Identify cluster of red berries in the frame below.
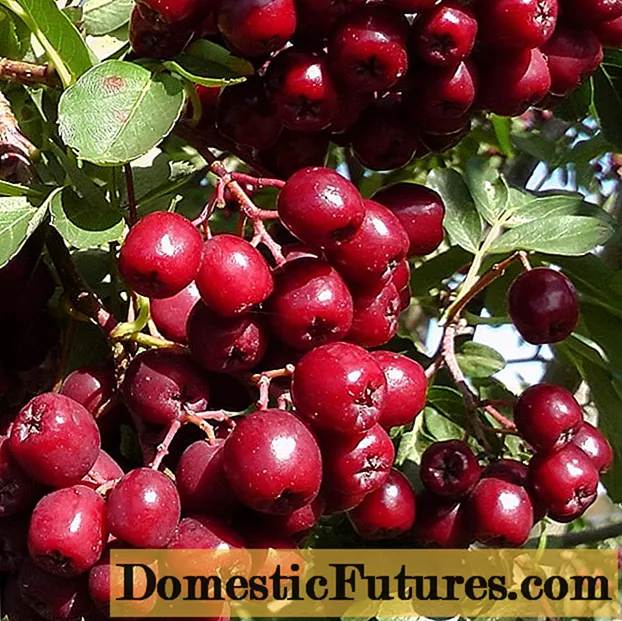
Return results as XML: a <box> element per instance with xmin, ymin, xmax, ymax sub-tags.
<box><xmin>130</xmin><ymin>0</ymin><xmax>621</xmax><ymax>176</ymax></box>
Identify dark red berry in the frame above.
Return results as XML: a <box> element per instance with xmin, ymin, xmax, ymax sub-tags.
<box><xmin>59</xmin><ymin>366</ymin><xmax>115</xmax><ymax>415</ymax></box>
<box><xmin>391</xmin><ymin>258</ymin><xmax>411</xmax><ymax>293</ymax></box>
<box><xmin>0</xmin><ymin>516</ymin><xmax>28</xmax><ymax>571</ymax></box>
<box><xmin>372</xmin><ymin>350</ymin><xmax>427</xmax><ymax>429</ymax></box>
<box><xmin>465</xmin><ymin>477</ymin><xmax>534</xmax><ymax>547</ymax></box>
<box><xmin>483</xmin><ymin>459</ymin><xmax>529</xmax><ymax>486</ymax></box>
<box><xmin>9</xmin><ymin>393</ymin><xmax>100</xmax><ymax>488</ymax></box>
<box><xmin>118</xmin><ymin>211</ymin><xmax>203</xmax><ymax>299</ymax></box>
<box><xmin>594</xmin><ymin>15</ymin><xmax>622</xmax><ymax>46</ymax></box>
<box><xmin>420</xmin><ymin>439</ymin><xmax>481</xmax><ymax>499</ymax></box>
<box><xmin>321</xmin><ymin>423</ymin><xmax>395</xmax><ymax>497</ymax></box>
<box><xmin>328</xmin><ymin>5</ymin><xmax>410</xmax><ymax>93</ymax></box>
<box><xmin>412</xmin><ymin>490</ymin><xmax>472</xmax><ymax>548</ymax></box>
<box><xmin>292</xmin><ymin>341</ymin><xmax>387</xmax><ymax>435</ymax></box>
<box><xmin>129</xmin><ymin>6</ymin><xmax>193</xmax><ymax>58</ymax></box>
<box><xmin>253</xmin><ymin>496</ymin><xmax>325</xmax><ymax>540</ymax></box>
<box><xmin>420</xmin><ymin>118</ymin><xmax>471</xmax><ymax>152</ymax></box>
<box><xmin>81</xmin><ymin>450</ymin><xmax>124</xmax><ymax>490</ymax></box>
<box><xmin>294</xmin><ymin>0</ymin><xmax>365</xmax><ymax>41</ymax></box>
<box><xmin>514</xmin><ymin>383</ymin><xmax>583</xmax><ymax>451</ymax></box>
<box><xmin>329</xmin><ymin>90</ymin><xmax>373</xmax><ymax>134</ymax></box>
<box><xmin>508</xmin><ymin>267</ymin><xmax>579</xmax><ymax>344</ymax></box>
<box><xmin>196</xmin><ymin>234</ymin><xmax>274</xmax><ymax>317</ymax></box>
<box><xmin>558</xmin><ymin>0</ymin><xmax>622</xmax><ymax>23</ymax></box>
<box><xmin>322</xmin><ymin>487</ymin><xmax>367</xmax><ymax>515</ymax></box>
<box><xmin>108</xmin><ymin>468</ymin><xmax>180</xmax><ymax>548</ymax></box>
<box><xmin>223</xmin><ymin>409</ymin><xmax>322</xmax><ymax>514</ymax></box>
<box><xmin>348</xmin><ymin>468</ymin><xmax>416</xmax><ymax>540</ymax></box>
<box><xmin>193</xmin><ymin>84</ymin><xmax>221</xmax><ymax>127</ymax></box>
<box><xmin>0</xmin><ymin>435</ymin><xmax>40</xmax><ymax>516</ymax></box>
<box><xmin>217</xmin><ymin>0</ymin><xmax>297</xmax><ymax>57</ymax></box>
<box><xmin>388</xmin><ymin>0</ymin><xmax>437</xmax><ymax>10</ymax></box>
<box><xmin>29</xmin><ymin>485</ymin><xmax>107</xmax><ymax>576</ymax></box>
<box><xmin>3</xmin><ymin>576</ymin><xmax>48</xmax><ymax>621</ymax></box>
<box><xmin>187</xmin><ymin>302</ymin><xmax>268</xmax><ymax>372</ymax></box>
<box><xmin>277</xmin><ymin>166</ymin><xmax>365</xmax><ymax>247</ymax></box>
<box><xmin>571</xmin><ymin>422</ymin><xmax>613</xmax><ymax>474</ymax></box>
<box><xmin>528</xmin><ymin>444</ymin><xmax>599</xmax><ymax>522</ymax></box>
<box><xmin>137</xmin><ymin>0</ymin><xmax>216</xmax><ymax>23</ymax></box>
<box><xmin>372</xmin><ymin>182</ymin><xmax>446</xmax><ymax>257</ymax></box>
<box><xmin>265</xmin><ymin>258</ymin><xmax>354</xmax><ymax>350</ymax></box>
<box><xmin>260</xmin><ymin>129</ymin><xmax>330</xmax><ymax>178</ymax></box>
<box><xmin>150</xmin><ymin>281</ymin><xmax>200</xmax><ymax>344</ymax></box>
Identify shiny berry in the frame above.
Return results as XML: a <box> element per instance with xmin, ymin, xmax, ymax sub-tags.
<box><xmin>412</xmin><ymin>490</ymin><xmax>472</xmax><ymax>548</ymax></box>
<box><xmin>558</xmin><ymin>0</ymin><xmax>622</xmax><ymax>23</ymax></box>
<box><xmin>571</xmin><ymin>422</ymin><xmax>613</xmax><ymax>474</ymax></box>
<box><xmin>81</xmin><ymin>450</ymin><xmax>124</xmax><ymax>490</ymax></box>
<box><xmin>150</xmin><ymin>281</ymin><xmax>200</xmax><ymax>344</ymax></box>
<box><xmin>594</xmin><ymin>15</ymin><xmax>622</xmax><ymax>46</ymax></box>
<box><xmin>129</xmin><ymin>6</ymin><xmax>193</xmax><ymax>58</ymax></box>
<box><xmin>59</xmin><ymin>366</ymin><xmax>115</xmax><ymax>415</ymax></box>
<box><xmin>137</xmin><ymin>0</ymin><xmax>216</xmax><ymax>23</ymax></box>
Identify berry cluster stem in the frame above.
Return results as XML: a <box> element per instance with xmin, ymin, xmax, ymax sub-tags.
<box><xmin>0</xmin><ymin>56</ymin><xmax>59</xmax><ymax>87</ymax></box>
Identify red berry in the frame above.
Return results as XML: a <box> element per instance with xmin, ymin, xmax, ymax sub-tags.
<box><xmin>292</xmin><ymin>341</ymin><xmax>387</xmax><ymax>435</ymax></box>
<box><xmin>59</xmin><ymin>366</ymin><xmax>115</xmax><ymax>415</ymax></box>
<box><xmin>265</xmin><ymin>258</ymin><xmax>354</xmax><ymax>350</ymax></box>
<box><xmin>260</xmin><ymin>129</ymin><xmax>330</xmax><ymax>178</ymax></box>
<box><xmin>9</xmin><ymin>393</ymin><xmax>100</xmax><ymax>488</ymax></box>
<box><xmin>277</xmin><ymin>166</ymin><xmax>365</xmax><ymax>247</ymax></box>
<box><xmin>137</xmin><ymin>0</ymin><xmax>215</xmax><ymax>23</ymax></box>
<box><xmin>412</xmin><ymin>490</ymin><xmax>473</xmax><ymax>548</ymax></box>
<box><xmin>107</xmin><ymin>468</ymin><xmax>181</xmax><ymax>547</ymax></box>
<box><xmin>0</xmin><ymin>435</ymin><xmax>40</xmax><ymax>516</ymax></box>
<box><xmin>372</xmin><ymin>182</ymin><xmax>446</xmax><ymax>257</ymax></box>
<box><xmin>196</xmin><ymin>234</ymin><xmax>274</xmax><ymax>317</ymax></box>
<box><xmin>514</xmin><ymin>383</ymin><xmax>583</xmax><ymax>452</ymax></box>
<box><xmin>508</xmin><ymin>267</ymin><xmax>579</xmax><ymax>344</ymax></box>
<box><xmin>558</xmin><ymin>0</ymin><xmax>622</xmax><ymax>23</ymax></box>
<box><xmin>594</xmin><ymin>15</ymin><xmax>622</xmax><ymax>46</ymax></box>
<box><xmin>483</xmin><ymin>459</ymin><xmax>529</xmax><ymax>486</ymax></box>
<box><xmin>217</xmin><ymin>0</ymin><xmax>297</xmax><ymax>57</ymax></box>
<box><xmin>372</xmin><ymin>351</ymin><xmax>427</xmax><ymax>429</ymax></box>
<box><xmin>322</xmin><ymin>487</ymin><xmax>367</xmax><ymax>514</ymax></box>
<box><xmin>187</xmin><ymin>302</ymin><xmax>268</xmax><ymax>372</ymax></box>
<box><xmin>325</xmin><ymin>199</ymin><xmax>410</xmax><ymax>288</ymax></box>
<box><xmin>528</xmin><ymin>444</ymin><xmax>599</xmax><ymax>522</ymax></box>
<box><xmin>391</xmin><ymin>258</ymin><xmax>411</xmax><ymax>293</ymax></box>
<box><xmin>328</xmin><ymin>5</ymin><xmax>410</xmax><ymax>93</ymax></box>
<box><xmin>571</xmin><ymin>422</ymin><xmax>614</xmax><ymax>474</ymax></box>
<box><xmin>348</xmin><ymin>469</ymin><xmax>416</xmax><ymax>539</ymax></box>
<box><xmin>128</xmin><ymin>5</ymin><xmax>193</xmax><ymax>59</ymax></box>
<box><xmin>223</xmin><ymin>409</ymin><xmax>322</xmax><ymax>514</ymax></box>
<box><xmin>118</xmin><ymin>211</ymin><xmax>203</xmax><ymax>299</ymax></box>
<box><xmin>294</xmin><ymin>0</ymin><xmax>365</xmax><ymax>41</ymax></box>
<box><xmin>29</xmin><ymin>485</ymin><xmax>107</xmax><ymax>576</ymax></box>
<box><xmin>465</xmin><ymin>477</ymin><xmax>534</xmax><ymax>547</ymax></box>
<box><xmin>81</xmin><ymin>450</ymin><xmax>124</xmax><ymax>490</ymax></box>
<box><xmin>0</xmin><ymin>516</ymin><xmax>28</xmax><ymax>571</ymax></box>
<box><xmin>321</xmin><ymin>423</ymin><xmax>395</xmax><ymax>496</ymax></box>
<box><xmin>150</xmin><ymin>281</ymin><xmax>200</xmax><ymax>344</ymax></box>
<box><xmin>122</xmin><ymin>349</ymin><xmax>210</xmax><ymax>426</ymax></box>
<box><xmin>329</xmin><ymin>90</ymin><xmax>373</xmax><ymax>134</ymax></box>
<box><xmin>387</xmin><ymin>0</ymin><xmax>437</xmax><ymax>10</ymax></box>
<box><xmin>420</xmin><ymin>439</ymin><xmax>481</xmax><ymax>498</ymax></box>
<box><xmin>253</xmin><ymin>496</ymin><xmax>325</xmax><ymax>540</ymax></box>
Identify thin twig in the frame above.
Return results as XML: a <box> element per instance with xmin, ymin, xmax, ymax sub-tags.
<box><xmin>124</xmin><ymin>164</ymin><xmax>137</xmax><ymax>226</ymax></box>
<box><xmin>0</xmin><ymin>57</ymin><xmax>59</xmax><ymax>87</ymax></box>
<box><xmin>149</xmin><ymin>419</ymin><xmax>182</xmax><ymax>470</ymax></box>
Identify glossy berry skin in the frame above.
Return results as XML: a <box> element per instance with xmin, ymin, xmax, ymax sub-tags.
<box><xmin>465</xmin><ymin>477</ymin><xmax>534</xmax><ymax>547</ymax></box>
<box><xmin>528</xmin><ymin>444</ymin><xmax>599</xmax><ymax>522</ymax></box>
<box><xmin>420</xmin><ymin>439</ymin><xmax>481</xmax><ymax>499</ymax></box>
<box><xmin>176</xmin><ymin>440</ymin><xmax>240</xmax><ymax>518</ymax></box>
<box><xmin>150</xmin><ymin>281</ymin><xmax>200</xmax><ymax>344</ymax></box>
<box><xmin>108</xmin><ymin>468</ymin><xmax>181</xmax><ymax>548</ymax></box>
<box><xmin>0</xmin><ymin>516</ymin><xmax>28</xmax><ymax>571</ymax></box>
<box><xmin>254</xmin><ymin>496</ymin><xmax>324</xmax><ymax>540</ymax></box>
<box><xmin>118</xmin><ymin>211</ymin><xmax>203</xmax><ymax>299</ymax></box>
<box><xmin>122</xmin><ymin>350</ymin><xmax>210</xmax><ymax>426</ymax></box>
<box><xmin>541</xmin><ymin>22</ymin><xmax>603</xmax><ymax>95</ymax></box>
<box><xmin>187</xmin><ymin>302</ymin><xmax>268</xmax><ymax>372</ymax></box>
<box><xmin>372</xmin><ymin>182</ymin><xmax>445</xmax><ymax>257</ymax></box>
<box><xmin>514</xmin><ymin>383</ymin><xmax>583</xmax><ymax>452</ymax></box>
<box><xmin>265</xmin><ymin>258</ymin><xmax>354</xmax><ymax>351</ymax></box>
<box><xmin>571</xmin><ymin>422</ymin><xmax>614</xmax><ymax>474</ymax></box>
<box><xmin>29</xmin><ymin>485</ymin><xmax>107</xmax><ymax>577</ymax></box>
<box><xmin>477</xmin><ymin>48</ymin><xmax>551</xmax><ymax>116</ymax></box>
<box><xmin>129</xmin><ymin>6</ymin><xmax>193</xmax><ymax>59</ymax></box>
<box><xmin>325</xmin><ymin>200</ymin><xmax>410</xmax><ymax>289</ymax></box>
<box><xmin>81</xmin><ymin>450</ymin><xmax>124</xmax><ymax>490</ymax></box>
<box><xmin>347</xmin><ymin>281</ymin><xmax>401</xmax><ymax>348</ymax></box>
<box><xmin>260</xmin><ymin>129</ymin><xmax>330</xmax><ymax>178</ymax></box>
<box><xmin>9</xmin><ymin>393</ymin><xmax>100</xmax><ymax>488</ymax></box>
<box><xmin>59</xmin><ymin>366</ymin><xmax>115</xmax><ymax>415</ymax></box>
<box><xmin>594</xmin><ymin>15</ymin><xmax>622</xmax><ymax>46</ymax></box>
<box><xmin>483</xmin><ymin>459</ymin><xmax>529</xmax><ymax>486</ymax></box>
<box><xmin>0</xmin><ymin>436</ymin><xmax>40</xmax><ymax>516</ymax></box>
<box><xmin>223</xmin><ymin>409</ymin><xmax>322</xmax><ymax>514</ymax></box>
<box><xmin>137</xmin><ymin>0</ymin><xmax>215</xmax><ymax>23</ymax></box>
<box><xmin>321</xmin><ymin>424</ymin><xmax>395</xmax><ymax>496</ymax></box>
<box><xmin>292</xmin><ymin>342</ymin><xmax>387</xmax><ymax>435</ymax></box>
<box><xmin>215</xmin><ymin>78</ymin><xmax>282</xmax><ymax>150</ymax></box>
<box><xmin>277</xmin><ymin>166</ymin><xmax>365</xmax><ymax>247</ymax></box>
<box><xmin>412</xmin><ymin>3</ymin><xmax>478</xmax><ymax>67</ymax></box>
<box><xmin>348</xmin><ymin>469</ymin><xmax>416</xmax><ymax>540</ymax></box>
<box><xmin>475</xmin><ymin>0</ymin><xmax>558</xmax><ymax>50</ymax></box>
<box><xmin>217</xmin><ymin>0</ymin><xmax>297</xmax><ymax>57</ymax></box>
<box><xmin>412</xmin><ymin>490</ymin><xmax>472</xmax><ymax>548</ymax></box>
<box><xmin>294</xmin><ymin>0</ymin><xmax>365</xmax><ymax>41</ymax></box>
<box><xmin>328</xmin><ymin>6</ymin><xmax>410</xmax><ymax>93</ymax></box>
<box><xmin>196</xmin><ymin>234</ymin><xmax>273</xmax><ymax>317</ymax></box>
<box><xmin>372</xmin><ymin>351</ymin><xmax>427</xmax><ymax>429</ymax></box>
<box><xmin>508</xmin><ymin>268</ymin><xmax>579</xmax><ymax>344</ymax></box>
<box><xmin>265</xmin><ymin>49</ymin><xmax>338</xmax><ymax>132</ymax></box>
<box><xmin>558</xmin><ymin>0</ymin><xmax>622</xmax><ymax>23</ymax></box>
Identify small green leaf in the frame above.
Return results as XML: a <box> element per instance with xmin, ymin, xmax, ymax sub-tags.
<box><xmin>163</xmin><ymin>39</ymin><xmax>254</xmax><ymax>86</ymax></box>
<box><xmin>593</xmin><ymin>50</ymin><xmax>622</xmax><ymax>150</ymax></box>
<box><xmin>554</xmin><ymin>79</ymin><xmax>594</xmax><ymax>122</ymax></box>
<box><xmin>489</xmin><ymin>215</ymin><xmax>614</xmax><ymax>256</ymax></box>
<box><xmin>426</xmin><ymin>385</ymin><xmax>469</xmax><ymax>430</ymax></box>
<box><xmin>0</xmin><ymin>196</ymin><xmax>48</xmax><ymax>267</ymax></box>
<box><xmin>422</xmin><ymin>405</ymin><xmax>465</xmax><ymax>441</ymax></box>
<box><xmin>427</xmin><ymin>168</ymin><xmax>482</xmax><ymax>254</ymax></box>
<box><xmin>0</xmin><ymin>179</ymin><xmax>44</xmax><ymax>199</ymax></box>
<box><xmin>58</xmin><ymin>60</ymin><xmax>186</xmax><ymax>166</ymax></box>
<box><xmin>491</xmin><ymin>114</ymin><xmax>513</xmax><ymax>156</ymax></box>
<box><xmin>456</xmin><ymin>341</ymin><xmax>506</xmax><ymax>378</ymax></box>
<box><xmin>0</xmin><ymin>6</ymin><xmax>29</xmax><ymax>58</ymax></box>
<box><xmin>464</xmin><ymin>157</ymin><xmax>509</xmax><ymax>225</ymax></box>
<box><xmin>83</xmin><ymin>0</ymin><xmax>132</xmax><ymax>36</ymax></box>
<box><xmin>409</xmin><ymin>245</ymin><xmax>472</xmax><ymax>297</ymax></box>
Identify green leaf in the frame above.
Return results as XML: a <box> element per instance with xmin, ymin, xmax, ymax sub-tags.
<box><xmin>593</xmin><ymin>50</ymin><xmax>622</xmax><ymax>149</ymax></box>
<box><xmin>58</xmin><ymin>60</ymin><xmax>186</xmax><ymax>166</ymax></box>
<box><xmin>1</xmin><ymin>0</ymin><xmax>93</xmax><ymax>86</ymax></box>
<box><xmin>426</xmin><ymin>385</ymin><xmax>470</xmax><ymax>430</ymax></box>
<box><xmin>422</xmin><ymin>405</ymin><xmax>465</xmax><ymax>442</ymax></box>
<box><xmin>163</xmin><ymin>39</ymin><xmax>254</xmax><ymax>86</ymax></box>
<box><xmin>409</xmin><ymin>246</ymin><xmax>471</xmax><ymax>297</ymax></box>
<box><xmin>456</xmin><ymin>341</ymin><xmax>506</xmax><ymax>378</ymax></box>
<box><xmin>49</xmin><ymin>187</ymin><xmax>125</xmax><ymax>249</ymax></box>
<box><xmin>0</xmin><ymin>6</ymin><xmax>29</xmax><ymax>58</ymax></box>
<box><xmin>554</xmin><ymin>79</ymin><xmax>594</xmax><ymax>122</ymax></box>
<box><xmin>491</xmin><ymin>114</ymin><xmax>513</xmax><ymax>156</ymax></box>
<box><xmin>0</xmin><ymin>179</ymin><xmax>44</xmax><ymax>199</ymax></box>
<box><xmin>464</xmin><ymin>157</ymin><xmax>509</xmax><ymax>225</ymax></box>
<box><xmin>488</xmin><ymin>215</ymin><xmax>614</xmax><ymax>256</ymax></box>
<box><xmin>0</xmin><ymin>196</ymin><xmax>48</xmax><ymax>268</ymax></box>
<box><xmin>427</xmin><ymin>168</ymin><xmax>482</xmax><ymax>254</ymax></box>
<box><xmin>83</xmin><ymin>0</ymin><xmax>132</xmax><ymax>36</ymax></box>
